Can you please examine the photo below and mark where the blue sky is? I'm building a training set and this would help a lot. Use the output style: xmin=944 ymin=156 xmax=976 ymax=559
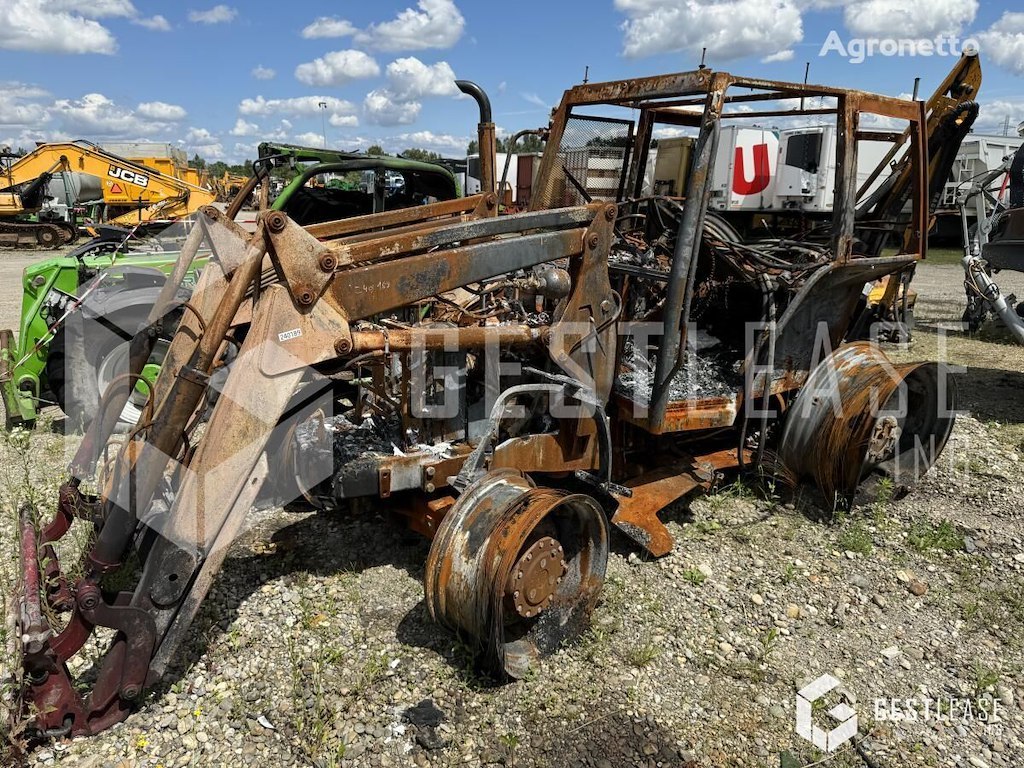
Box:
xmin=0 ymin=1 xmax=1022 ymax=162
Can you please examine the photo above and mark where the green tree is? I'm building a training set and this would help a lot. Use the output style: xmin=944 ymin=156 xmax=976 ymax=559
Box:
xmin=467 ymin=134 xmax=546 ymax=156
xmin=401 ymin=148 xmax=442 ymax=162
xmin=208 ymin=160 xmax=230 ymax=178
xmin=191 ymin=153 xmax=207 ymax=171
xmin=366 ymin=144 xmax=386 ymax=156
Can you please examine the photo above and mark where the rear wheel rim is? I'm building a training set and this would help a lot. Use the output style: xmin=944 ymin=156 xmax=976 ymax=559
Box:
xmin=94 ymin=338 xmax=170 ymax=425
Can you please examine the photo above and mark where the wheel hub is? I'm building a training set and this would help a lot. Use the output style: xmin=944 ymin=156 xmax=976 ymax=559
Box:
xmin=505 ymin=535 xmax=566 ymax=618
xmin=867 ymin=415 xmax=901 ymax=464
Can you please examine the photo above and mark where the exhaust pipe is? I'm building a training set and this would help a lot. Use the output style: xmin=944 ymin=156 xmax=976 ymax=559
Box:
xmin=456 ymin=80 xmax=496 ymax=197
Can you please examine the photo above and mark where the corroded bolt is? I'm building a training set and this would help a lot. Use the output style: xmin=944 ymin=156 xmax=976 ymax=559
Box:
xmin=588 ymin=233 xmax=600 ymax=249
xmin=122 ymin=685 xmax=140 ymax=701
xmin=334 ymin=337 xmax=352 ymax=355
xmin=298 ymin=291 xmax=315 ymax=305
xmin=266 ymin=211 xmax=287 ymax=233
xmin=600 ymin=299 xmax=613 ymax=315
xmin=425 ymin=482 xmax=436 ymax=493
xmin=605 ymin=206 xmax=617 ymax=221
xmin=319 ymin=253 xmax=337 ymax=272
xmin=425 ymin=466 xmax=436 ymax=478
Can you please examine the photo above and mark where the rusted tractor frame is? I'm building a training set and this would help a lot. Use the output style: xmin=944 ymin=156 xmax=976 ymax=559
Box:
xmin=12 ymin=71 xmax=960 ymax=741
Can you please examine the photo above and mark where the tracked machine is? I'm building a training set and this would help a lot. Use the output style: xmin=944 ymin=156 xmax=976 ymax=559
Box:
xmin=9 ymin=70 xmax=965 ymax=741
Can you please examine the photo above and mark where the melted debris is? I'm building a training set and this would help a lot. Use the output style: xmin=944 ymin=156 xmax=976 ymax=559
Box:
xmin=616 ymin=340 xmax=742 ymax=405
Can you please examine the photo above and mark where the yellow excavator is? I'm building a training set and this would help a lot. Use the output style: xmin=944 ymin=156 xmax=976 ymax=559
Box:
xmin=1 ymin=141 xmax=216 ymax=246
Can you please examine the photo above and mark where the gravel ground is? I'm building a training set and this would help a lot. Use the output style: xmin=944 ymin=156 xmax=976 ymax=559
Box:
xmin=1 ymin=256 xmax=1024 ymax=768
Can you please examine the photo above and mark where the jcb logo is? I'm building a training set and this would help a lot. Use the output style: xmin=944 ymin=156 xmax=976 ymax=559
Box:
xmin=108 ymin=165 xmax=149 ymax=188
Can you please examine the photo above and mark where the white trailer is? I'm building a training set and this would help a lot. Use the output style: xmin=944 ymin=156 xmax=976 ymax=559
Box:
xmin=707 ymin=126 xmax=779 ymax=212
xmin=772 ymin=125 xmax=892 ymax=213
xmin=940 ymin=133 xmax=1022 ymax=210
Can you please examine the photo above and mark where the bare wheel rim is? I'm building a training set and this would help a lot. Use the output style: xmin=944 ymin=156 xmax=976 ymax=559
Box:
xmin=94 ymin=338 xmax=170 ymax=425
xmin=425 ymin=470 xmax=609 ymax=678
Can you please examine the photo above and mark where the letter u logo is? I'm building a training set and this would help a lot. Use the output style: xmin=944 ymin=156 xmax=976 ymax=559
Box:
xmin=733 ymin=143 xmax=771 ymax=195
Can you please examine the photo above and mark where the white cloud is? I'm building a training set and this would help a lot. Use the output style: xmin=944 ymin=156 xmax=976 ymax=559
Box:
xmin=133 ymin=14 xmax=170 ymax=30
xmin=843 ymin=0 xmax=977 ymax=39
xmin=239 ymin=95 xmax=358 ymax=118
xmin=51 ymin=0 xmax=135 ymax=17
xmin=384 ymin=57 xmax=458 ymax=100
xmin=616 ymin=0 xmax=803 ymax=61
xmin=294 ymin=131 xmax=326 ymax=147
xmin=971 ymin=98 xmax=1024 ymax=134
xmin=51 ymin=92 xmax=167 ymax=136
xmin=230 ymin=118 xmax=259 ymax=136
xmin=763 ymin=49 xmax=795 ymax=62
xmin=364 ymin=90 xmax=420 ymax=126
xmin=977 ymin=12 xmax=1024 ymax=76
xmin=251 ymin=65 xmax=276 ymax=80
xmin=231 ymin=141 xmax=257 ymax=160
xmin=391 ymin=130 xmax=468 ymax=154
xmin=354 ymin=0 xmax=464 ymax=51
xmin=521 ymin=92 xmax=549 ymax=109
xmin=188 ymin=5 xmax=237 ymax=24
xmin=359 ymin=57 xmax=458 ymax=129
xmin=329 ymin=114 xmax=360 ymax=127
xmin=301 ymin=16 xmax=356 ymax=39
xmin=295 ymin=50 xmax=381 ymax=87
xmin=0 ymin=83 xmax=50 ymax=126
xmin=137 ymin=101 xmax=187 ymax=121
xmin=186 ymin=127 xmax=217 ymax=144
xmin=652 ymin=126 xmax=694 ymax=140
xmin=192 ymin=142 xmax=224 ymax=159
xmin=0 ymin=0 xmax=119 ymax=54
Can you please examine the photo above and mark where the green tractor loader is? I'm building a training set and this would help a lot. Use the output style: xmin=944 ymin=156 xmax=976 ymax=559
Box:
xmin=0 ymin=143 xmax=458 ymax=429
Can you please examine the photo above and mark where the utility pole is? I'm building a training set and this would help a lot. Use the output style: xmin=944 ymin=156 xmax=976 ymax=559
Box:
xmin=319 ymin=101 xmax=328 ymax=147
xmin=800 ymin=62 xmax=810 ymax=110
xmin=583 ymin=65 xmax=589 ymax=84
xmin=1003 ymin=115 xmax=1011 ymax=137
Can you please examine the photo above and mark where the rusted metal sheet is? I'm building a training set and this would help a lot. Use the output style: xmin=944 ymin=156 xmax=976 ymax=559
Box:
xmin=305 ymin=194 xmax=491 ymax=240
xmin=350 ymin=326 xmax=544 ymax=353
xmin=610 ymin=463 xmax=707 ymax=556
xmin=329 ymin=229 xmax=585 ymax=320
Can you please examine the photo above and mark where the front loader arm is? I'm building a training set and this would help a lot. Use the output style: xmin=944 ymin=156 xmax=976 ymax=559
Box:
xmin=16 ymin=193 xmax=620 ymax=738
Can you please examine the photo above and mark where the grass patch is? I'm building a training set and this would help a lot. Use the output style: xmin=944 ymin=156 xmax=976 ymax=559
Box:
xmin=683 ymin=567 xmax=707 ymax=586
xmin=702 ymin=479 xmax=758 ymax=513
xmin=907 ymin=520 xmax=964 ymax=554
xmin=839 ymin=522 xmax=873 ymax=555
xmin=625 ymin=638 xmax=661 ymax=668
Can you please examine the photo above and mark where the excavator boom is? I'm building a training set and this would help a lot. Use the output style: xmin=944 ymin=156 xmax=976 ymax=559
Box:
xmin=3 ymin=141 xmax=216 ymax=230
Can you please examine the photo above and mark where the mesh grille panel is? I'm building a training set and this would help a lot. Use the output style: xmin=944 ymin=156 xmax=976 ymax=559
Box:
xmin=533 ymin=114 xmax=634 ymax=209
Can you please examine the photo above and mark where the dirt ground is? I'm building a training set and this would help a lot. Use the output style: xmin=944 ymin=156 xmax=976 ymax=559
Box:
xmin=1 ymin=249 xmax=1023 ymax=768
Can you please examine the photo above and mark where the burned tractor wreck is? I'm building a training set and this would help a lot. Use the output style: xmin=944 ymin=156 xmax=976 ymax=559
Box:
xmin=12 ymin=70 xmax=959 ymax=739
